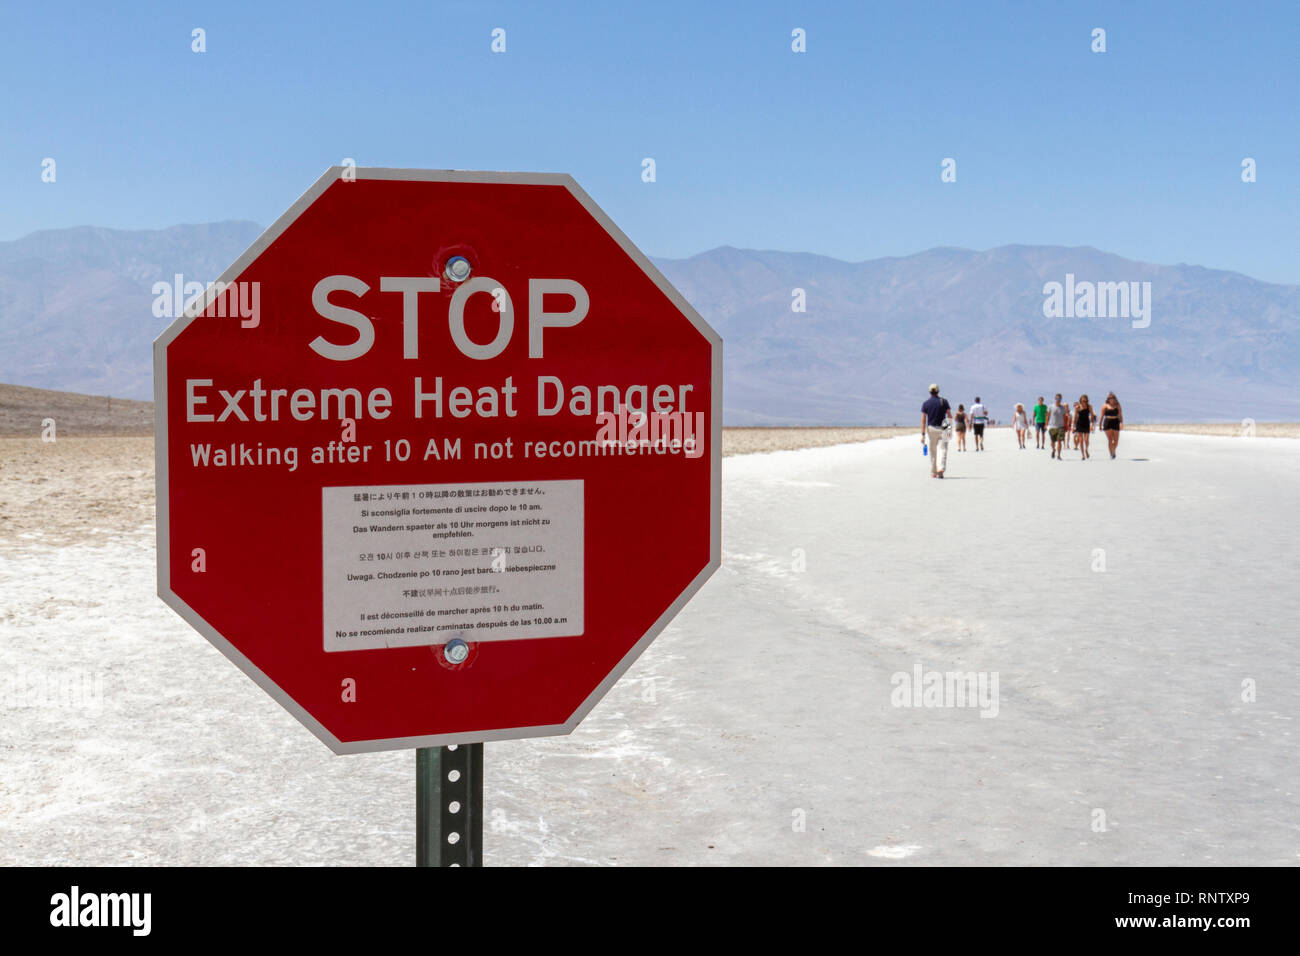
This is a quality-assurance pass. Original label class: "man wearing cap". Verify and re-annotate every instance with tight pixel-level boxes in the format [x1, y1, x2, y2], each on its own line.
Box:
[921, 384, 952, 478]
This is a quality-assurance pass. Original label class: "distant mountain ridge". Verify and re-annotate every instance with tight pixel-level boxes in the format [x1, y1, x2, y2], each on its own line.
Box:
[0, 222, 263, 399]
[651, 245, 1300, 423]
[1, 223, 1296, 423]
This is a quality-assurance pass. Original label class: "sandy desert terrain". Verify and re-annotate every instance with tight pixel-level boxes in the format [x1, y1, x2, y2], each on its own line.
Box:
[0, 436, 154, 550]
[1125, 422, 1300, 438]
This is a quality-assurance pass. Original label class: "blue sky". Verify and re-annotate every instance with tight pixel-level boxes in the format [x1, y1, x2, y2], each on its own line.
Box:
[3, 0, 1297, 282]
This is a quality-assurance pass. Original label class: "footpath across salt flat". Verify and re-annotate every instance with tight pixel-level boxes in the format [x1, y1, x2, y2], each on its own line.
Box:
[700, 429, 1300, 864]
[0, 430, 1295, 865]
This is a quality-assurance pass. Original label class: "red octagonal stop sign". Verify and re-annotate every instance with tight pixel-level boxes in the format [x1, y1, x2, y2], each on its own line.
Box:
[155, 168, 720, 753]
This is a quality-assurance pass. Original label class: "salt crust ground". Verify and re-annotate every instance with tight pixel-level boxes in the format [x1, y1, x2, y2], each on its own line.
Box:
[1, 429, 1297, 865]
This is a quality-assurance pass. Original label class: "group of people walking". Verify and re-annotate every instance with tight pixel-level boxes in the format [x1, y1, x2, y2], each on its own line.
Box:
[921, 385, 1124, 478]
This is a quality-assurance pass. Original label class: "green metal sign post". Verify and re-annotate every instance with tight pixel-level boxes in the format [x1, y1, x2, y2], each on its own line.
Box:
[416, 744, 484, 866]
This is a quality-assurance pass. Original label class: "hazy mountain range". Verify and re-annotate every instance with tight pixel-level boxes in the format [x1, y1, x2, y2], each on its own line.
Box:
[0, 222, 264, 402]
[2, 221, 1297, 423]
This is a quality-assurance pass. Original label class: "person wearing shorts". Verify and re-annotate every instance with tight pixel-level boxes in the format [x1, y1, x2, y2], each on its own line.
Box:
[1100, 392, 1123, 458]
[954, 404, 968, 451]
[1074, 394, 1094, 459]
[1047, 394, 1068, 459]
[1012, 403, 1029, 449]
[1033, 396, 1048, 449]
[969, 397, 989, 450]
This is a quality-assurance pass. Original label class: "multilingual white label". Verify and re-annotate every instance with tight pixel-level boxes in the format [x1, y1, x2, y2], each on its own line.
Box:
[322, 479, 583, 651]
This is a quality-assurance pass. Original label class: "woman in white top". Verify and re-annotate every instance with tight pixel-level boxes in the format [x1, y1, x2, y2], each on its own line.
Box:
[1012, 403, 1029, 449]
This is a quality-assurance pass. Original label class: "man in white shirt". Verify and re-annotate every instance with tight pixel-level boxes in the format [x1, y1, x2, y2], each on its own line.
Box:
[969, 397, 989, 450]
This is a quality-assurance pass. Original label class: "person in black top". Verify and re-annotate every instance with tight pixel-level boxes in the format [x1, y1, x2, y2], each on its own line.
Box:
[920, 384, 952, 478]
[1099, 392, 1123, 458]
[1074, 394, 1094, 459]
